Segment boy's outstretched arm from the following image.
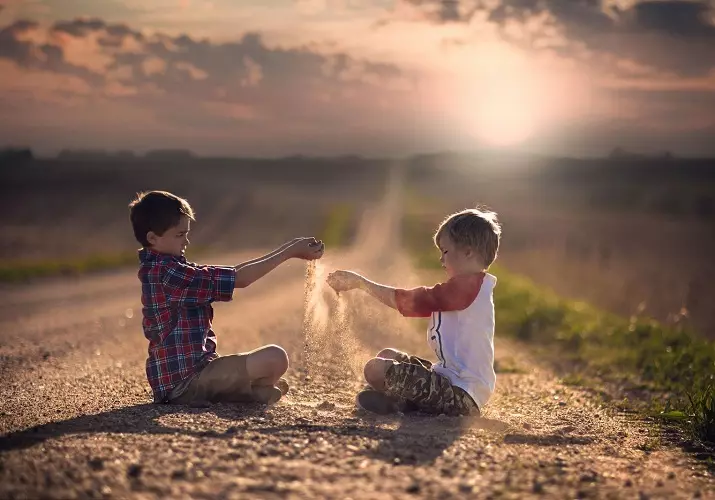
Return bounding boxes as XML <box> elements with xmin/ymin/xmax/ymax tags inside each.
<box><xmin>328</xmin><ymin>270</ymin><xmax>484</xmax><ymax>318</ymax></box>
<box><xmin>234</xmin><ymin>238</ymin><xmax>302</xmax><ymax>272</ymax></box>
<box><xmin>234</xmin><ymin>238</ymin><xmax>323</xmax><ymax>288</ymax></box>
<box><xmin>327</xmin><ymin>270</ymin><xmax>397</xmax><ymax>310</ymax></box>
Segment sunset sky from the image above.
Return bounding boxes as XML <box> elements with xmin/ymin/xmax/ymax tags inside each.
<box><xmin>1</xmin><ymin>0</ymin><xmax>714</xmax><ymax>157</ymax></box>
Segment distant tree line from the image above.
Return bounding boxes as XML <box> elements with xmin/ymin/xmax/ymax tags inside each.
<box><xmin>56</xmin><ymin>149</ymin><xmax>195</xmax><ymax>161</ymax></box>
<box><xmin>0</xmin><ymin>147</ymin><xmax>33</xmax><ymax>163</ymax></box>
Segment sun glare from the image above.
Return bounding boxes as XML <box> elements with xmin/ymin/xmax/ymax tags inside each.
<box><xmin>473</xmin><ymin>78</ymin><xmax>540</xmax><ymax>147</ymax></box>
<box><xmin>454</xmin><ymin>44</ymin><xmax>547</xmax><ymax>148</ymax></box>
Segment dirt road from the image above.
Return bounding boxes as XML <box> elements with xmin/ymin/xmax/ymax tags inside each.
<box><xmin>1</xmin><ymin>168</ymin><xmax>713</xmax><ymax>499</ymax></box>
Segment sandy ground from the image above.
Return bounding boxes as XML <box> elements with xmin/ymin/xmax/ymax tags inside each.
<box><xmin>1</xmin><ymin>168</ymin><xmax>713</xmax><ymax>499</ymax></box>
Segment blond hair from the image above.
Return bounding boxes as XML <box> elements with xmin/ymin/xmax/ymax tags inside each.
<box><xmin>434</xmin><ymin>207</ymin><xmax>501</xmax><ymax>268</ymax></box>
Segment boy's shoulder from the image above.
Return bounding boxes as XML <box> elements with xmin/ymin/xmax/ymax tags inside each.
<box><xmin>439</xmin><ymin>272</ymin><xmax>497</xmax><ymax>307</ymax></box>
<box><xmin>137</xmin><ymin>248</ymin><xmax>187</xmax><ymax>282</ymax></box>
<box><xmin>443</xmin><ymin>272</ymin><xmax>484</xmax><ymax>289</ymax></box>
<box><xmin>446</xmin><ymin>272</ymin><xmax>496</xmax><ymax>286</ymax></box>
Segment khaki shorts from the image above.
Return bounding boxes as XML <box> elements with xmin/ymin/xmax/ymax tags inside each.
<box><xmin>169</xmin><ymin>354</ymin><xmax>253</xmax><ymax>405</ymax></box>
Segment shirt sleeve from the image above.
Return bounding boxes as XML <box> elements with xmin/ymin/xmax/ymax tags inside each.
<box><xmin>162</xmin><ymin>261</ymin><xmax>236</xmax><ymax>306</ymax></box>
<box><xmin>394</xmin><ymin>273</ymin><xmax>484</xmax><ymax>318</ymax></box>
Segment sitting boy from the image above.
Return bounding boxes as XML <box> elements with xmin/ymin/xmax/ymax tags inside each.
<box><xmin>327</xmin><ymin>208</ymin><xmax>500</xmax><ymax>416</ymax></box>
<box><xmin>129</xmin><ymin>190</ymin><xmax>324</xmax><ymax>406</ymax></box>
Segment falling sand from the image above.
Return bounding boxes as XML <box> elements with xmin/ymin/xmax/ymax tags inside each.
<box><xmin>302</xmin><ymin>261</ymin><xmax>369</xmax><ymax>382</ymax></box>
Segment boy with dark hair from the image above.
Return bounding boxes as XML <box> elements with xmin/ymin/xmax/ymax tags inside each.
<box><xmin>129</xmin><ymin>190</ymin><xmax>324</xmax><ymax>406</ymax></box>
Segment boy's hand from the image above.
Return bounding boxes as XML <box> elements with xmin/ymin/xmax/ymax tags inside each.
<box><xmin>326</xmin><ymin>270</ymin><xmax>363</xmax><ymax>292</ymax></box>
<box><xmin>289</xmin><ymin>237</ymin><xmax>324</xmax><ymax>260</ymax></box>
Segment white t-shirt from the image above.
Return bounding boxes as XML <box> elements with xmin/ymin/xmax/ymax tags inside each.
<box><xmin>395</xmin><ymin>272</ymin><xmax>497</xmax><ymax>409</ymax></box>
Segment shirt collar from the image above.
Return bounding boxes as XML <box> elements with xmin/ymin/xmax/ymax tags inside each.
<box><xmin>138</xmin><ymin>247</ymin><xmax>186</xmax><ymax>263</ymax></box>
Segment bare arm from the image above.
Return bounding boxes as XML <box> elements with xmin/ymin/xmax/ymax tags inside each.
<box><xmin>358</xmin><ymin>276</ymin><xmax>398</xmax><ymax>310</ymax></box>
<box><xmin>234</xmin><ymin>239</ymin><xmax>299</xmax><ymax>272</ymax></box>
<box><xmin>234</xmin><ymin>238</ymin><xmax>324</xmax><ymax>288</ymax></box>
<box><xmin>233</xmin><ymin>251</ymin><xmax>292</xmax><ymax>288</ymax></box>
<box><xmin>327</xmin><ymin>270</ymin><xmax>397</xmax><ymax>310</ymax></box>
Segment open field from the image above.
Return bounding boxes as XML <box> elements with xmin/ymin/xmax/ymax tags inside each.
<box><xmin>0</xmin><ymin>157</ymin><xmax>388</xmax><ymax>263</ymax></box>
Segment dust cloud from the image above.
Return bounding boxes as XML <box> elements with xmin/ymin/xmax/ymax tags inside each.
<box><xmin>302</xmin><ymin>261</ymin><xmax>369</xmax><ymax>383</ymax></box>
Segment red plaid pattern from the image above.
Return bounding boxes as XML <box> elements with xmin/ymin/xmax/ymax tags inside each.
<box><xmin>137</xmin><ymin>248</ymin><xmax>236</xmax><ymax>402</ymax></box>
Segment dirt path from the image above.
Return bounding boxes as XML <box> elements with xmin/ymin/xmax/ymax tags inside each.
<box><xmin>1</xmin><ymin>167</ymin><xmax>713</xmax><ymax>499</ymax></box>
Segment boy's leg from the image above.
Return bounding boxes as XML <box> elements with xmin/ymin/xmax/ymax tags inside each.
<box><xmin>375</xmin><ymin>348</ymin><xmax>432</xmax><ymax>370</ymax></box>
<box><xmin>358</xmin><ymin>357</ymin><xmax>414</xmax><ymax>414</ymax></box>
<box><xmin>168</xmin><ymin>354</ymin><xmax>252</xmax><ymax>405</ymax></box>
<box><xmin>245</xmin><ymin>344</ymin><xmax>289</xmax><ymax>387</ymax></box>
<box><xmin>363</xmin><ymin>357</ymin><xmax>395</xmax><ymax>391</ymax></box>
<box><xmin>384</xmin><ymin>362</ymin><xmax>480</xmax><ymax>417</ymax></box>
<box><xmin>245</xmin><ymin>344</ymin><xmax>289</xmax><ymax>404</ymax></box>
<box><xmin>362</xmin><ymin>349</ymin><xmax>431</xmax><ymax>414</ymax></box>
<box><xmin>170</xmin><ymin>345</ymin><xmax>289</xmax><ymax>405</ymax></box>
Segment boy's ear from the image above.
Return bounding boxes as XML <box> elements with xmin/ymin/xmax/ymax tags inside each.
<box><xmin>146</xmin><ymin>231</ymin><xmax>159</xmax><ymax>246</ymax></box>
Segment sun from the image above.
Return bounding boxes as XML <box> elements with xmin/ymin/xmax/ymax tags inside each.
<box><xmin>452</xmin><ymin>44</ymin><xmax>547</xmax><ymax>148</ymax></box>
<box><xmin>472</xmin><ymin>79</ymin><xmax>539</xmax><ymax>147</ymax></box>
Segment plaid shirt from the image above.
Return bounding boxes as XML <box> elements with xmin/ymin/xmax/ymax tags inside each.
<box><xmin>137</xmin><ymin>248</ymin><xmax>236</xmax><ymax>402</ymax></box>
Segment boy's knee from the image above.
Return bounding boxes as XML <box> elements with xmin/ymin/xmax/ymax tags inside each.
<box><xmin>364</xmin><ymin>358</ymin><xmax>392</xmax><ymax>390</ymax></box>
<box><xmin>248</xmin><ymin>344</ymin><xmax>288</xmax><ymax>380</ymax></box>
<box><xmin>376</xmin><ymin>348</ymin><xmax>400</xmax><ymax>360</ymax></box>
<box><xmin>264</xmin><ymin>344</ymin><xmax>289</xmax><ymax>374</ymax></box>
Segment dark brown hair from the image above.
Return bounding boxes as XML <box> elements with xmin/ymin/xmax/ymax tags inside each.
<box><xmin>128</xmin><ymin>190</ymin><xmax>194</xmax><ymax>247</ymax></box>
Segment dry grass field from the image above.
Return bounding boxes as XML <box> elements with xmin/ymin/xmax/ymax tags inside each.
<box><xmin>0</xmin><ymin>156</ymin><xmax>388</xmax><ymax>262</ymax></box>
<box><xmin>404</xmin><ymin>152</ymin><xmax>715</xmax><ymax>340</ymax></box>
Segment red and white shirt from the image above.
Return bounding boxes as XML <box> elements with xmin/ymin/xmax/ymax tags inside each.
<box><xmin>395</xmin><ymin>272</ymin><xmax>497</xmax><ymax>409</ymax></box>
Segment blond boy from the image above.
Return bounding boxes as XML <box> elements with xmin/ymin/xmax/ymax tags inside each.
<box><xmin>327</xmin><ymin>208</ymin><xmax>501</xmax><ymax>416</ymax></box>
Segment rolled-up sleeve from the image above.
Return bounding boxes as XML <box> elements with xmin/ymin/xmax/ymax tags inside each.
<box><xmin>162</xmin><ymin>262</ymin><xmax>236</xmax><ymax>306</ymax></box>
<box><xmin>395</xmin><ymin>273</ymin><xmax>484</xmax><ymax>318</ymax></box>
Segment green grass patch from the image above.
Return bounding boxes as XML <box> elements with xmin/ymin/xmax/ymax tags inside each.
<box><xmin>320</xmin><ymin>203</ymin><xmax>354</xmax><ymax>248</ymax></box>
<box><xmin>0</xmin><ymin>252</ymin><xmax>140</xmax><ymax>282</ymax></box>
<box><xmin>0</xmin><ymin>246</ymin><xmax>210</xmax><ymax>283</ymax></box>
<box><xmin>403</xmin><ymin>209</ymin><xmax>715</xmax><ymax>446</ymax></box>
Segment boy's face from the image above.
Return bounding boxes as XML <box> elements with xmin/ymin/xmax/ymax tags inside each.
<box><xmin>437</xmin><ymin>234</ymin><xmax>472</xmax><ymax>277</ymax></box>
<box><xmin>147</xmin><ymin>215</ymin><xmax>191</xmax><ymax>257</ymax></box>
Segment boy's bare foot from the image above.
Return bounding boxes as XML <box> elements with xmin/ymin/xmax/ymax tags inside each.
<box><xmin>356</xmin><ymin>390</ymin><xmax>400</xmax><ymax>415</ymax></box>
<box><xmin>276</xmin><ymin>378</ymin><xmax>290</xmax><ymax>395</ymax></box>
<box><xmin>251</xmin><ymin>386</ymin><xmax>282</xmax><ymax>405</ymax></box>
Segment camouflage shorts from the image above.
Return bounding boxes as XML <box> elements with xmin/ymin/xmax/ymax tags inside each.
<box><xmin>384</xmin><ymin>353</ymin><xmax>480</xmax><ymax>417</ymax></box>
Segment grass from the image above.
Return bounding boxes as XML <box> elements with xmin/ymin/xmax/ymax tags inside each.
<box><xmin>320</xmin><ymin>204</ymin><xmax>354</xmax><ymax>248</ymax></box>
<box><xmin>0</xmin><ymin>246</ymin><xmax>208</xmax><ymax>283</ymax></box>
<box><xmin>0</xmin><ymin>252</ymin><xmax>140</xmax><ymax>282</ymax></box>
<box><xmin>0</xmin><ymin>204</ymin><xmax>355</xmax><ymax>283</ymax></box>
<box><xmin>403</xmin><ymin>210</ymin><xmax>715</xmax><ymax>447</ymax></box>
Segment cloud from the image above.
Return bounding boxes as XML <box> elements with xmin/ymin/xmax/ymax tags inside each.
<box><xmin>379</xmin><ymin>1</ymin><xmax>714</xmax><ymax>76</ymax></box>
<box><xmin>0</xmin><ymin>16</ymin><xmax>424</xmax><ymax>156</ymax></box>
<box><xmin>376</xmin><ymin>0</ymin><xmax>484</xmax><ymax>24</ymax></box>
<box><xmin>629</xmin><ymin>0</ymin><xmax>715</xmax><ymax>37</ymax></box>
<box><xmin>0</xmin><ymin>8</ymin><xmax>712</xmax><ymax>157</ymax></box>
<box><xmin>0</xmin><ymin>20</ymin><xmax>39</xmax><ymax>65</ymax></box>
<box><xmin>487</xmin><ymin>0</ymin><xmax>715</xmax><ymax>76</ymax></box>
<box><xmin>0</xmin><ymin>19</ymin><xmax>102</xmax><ymax>83</ymax></box>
